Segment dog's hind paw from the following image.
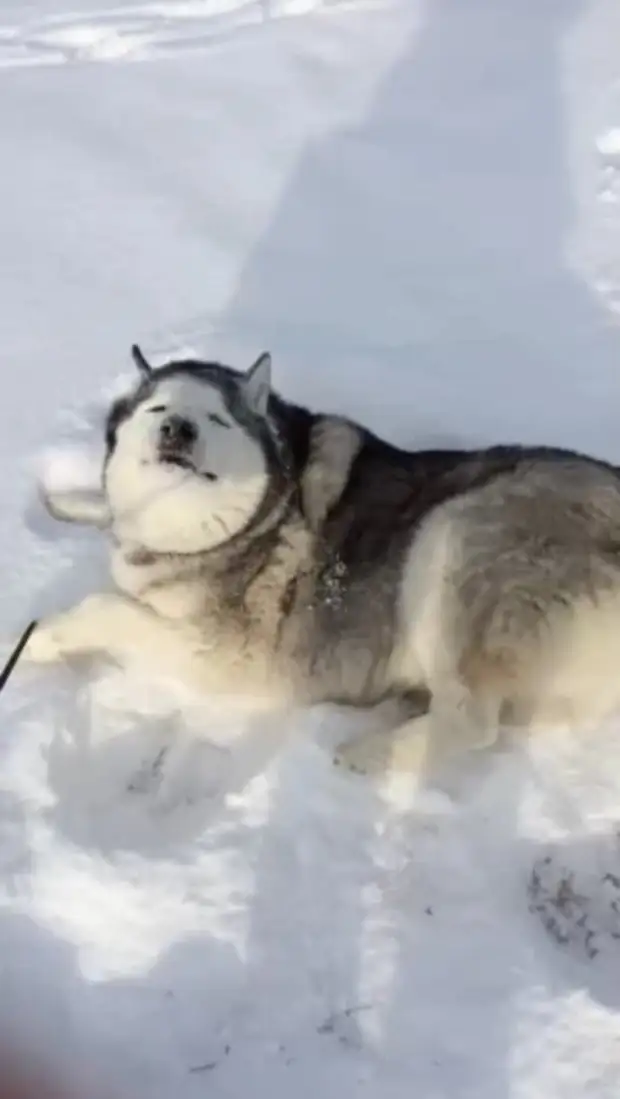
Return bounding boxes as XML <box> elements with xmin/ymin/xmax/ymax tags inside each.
<box><xmin>333</xmin><ymin>739</ymin><xmax>377</xmax><ymax>776</ymax></box>
<box><xmin>334</xmin><ymin>719</ymin><xmax>430</xmax><ymax>777</ymax></box>
<box><xmin>334</xmin><ymin>729</ymin><xmax>423</xmax><ymax>776</ymax></box>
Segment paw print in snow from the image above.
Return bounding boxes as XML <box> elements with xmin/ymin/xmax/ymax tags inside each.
<box><xmin>528</xmin><ymin>847</ymin><xmax>620</xmax><ymax>961</ymax></box>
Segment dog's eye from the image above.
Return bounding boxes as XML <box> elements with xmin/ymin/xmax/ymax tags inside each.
<box><xmin>208</xmin><ymin>413</ymin><xmax>231</xmax><ymax>429</ymax></box>
<box><xmin>147</xmin><ymin>405</ymin><xmax>167</xmax><ymax>413</ymax></box>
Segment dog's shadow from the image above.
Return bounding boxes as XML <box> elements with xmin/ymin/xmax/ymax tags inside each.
<box><xmin>40</xmin><ymin>665</ymin><xmax>317</xmax><ymax>858</ymax></box>
<box><xmin>40</xmin><ymin>677</ymin><xmax>428</xmax><ymax>858</ymax></box>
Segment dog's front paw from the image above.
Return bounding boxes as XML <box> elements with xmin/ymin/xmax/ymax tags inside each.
<box><xmin>334</xmin><ymin>733</ymin><xmax>391</xmax><ymax>776</ymax></box>
<box><xmin>334</xmin><ymin>724</ymin><xmax>428</xmax><ymax>777</ymax></box>
<box><xmin>22</xmin><ymin>595</ymin><xmax>121</xmax><ymax>666</ymax></box>
<box><xmin>22</xmin><ymin>619</ymin><xmax>70</xmax><ymax>664</ymax></box>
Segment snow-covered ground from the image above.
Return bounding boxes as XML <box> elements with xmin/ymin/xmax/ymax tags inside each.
<box><xmin>2</xmin><ymin>0</ymin><xmax>620</xmax><ymax>1095</ymax></box>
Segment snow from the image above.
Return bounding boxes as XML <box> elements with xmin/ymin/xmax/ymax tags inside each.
<box><xmin>1</xmin><ymin>0</ymin><xmax>620</xmax><ymax>1095</ymax></box>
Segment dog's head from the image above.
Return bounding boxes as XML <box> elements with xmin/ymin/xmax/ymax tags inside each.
<box><xmin>44</xmin><ymin>347</ymin><xmax>293</xmax><ymax>554</ymax></box>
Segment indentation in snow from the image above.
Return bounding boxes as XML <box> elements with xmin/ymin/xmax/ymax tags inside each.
<box><xmin>596</xmin><ymin>128</ymin><xmax>620</xmax><ymax>159</ymax></box>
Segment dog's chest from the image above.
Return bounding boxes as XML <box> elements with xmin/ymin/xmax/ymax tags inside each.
<box><xmin>110</xmin><ymin>527</ymin><xmax>314</xmax><ymax>634</ymax></box>
<box><xmin>111</xmin><ymin>546</ymin><xmax>206</xmax><ymax>620</ymax></box>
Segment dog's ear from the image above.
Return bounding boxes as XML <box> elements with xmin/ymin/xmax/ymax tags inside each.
<box><xmin>240</xmin><ymin>351</ymin><xmax>271</xmax><ymax>417</ymax></box>
<box><xmin>131</xmin><ymin>344</ymin><xmax>153</xmax><ymax>379</ymax></box>
<box><xmin>39</xmin><ymin>485</ymin><xmax>110</xmax><ymax>528</ymax></box>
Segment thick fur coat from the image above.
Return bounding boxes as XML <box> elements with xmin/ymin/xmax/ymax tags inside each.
<box><xmin>23</xmin><ymin>346</ymin><xmax>620</xmax><ymax>775</ymax></box>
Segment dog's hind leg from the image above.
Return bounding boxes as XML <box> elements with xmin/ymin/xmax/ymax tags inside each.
<box><xmin>334</xmin><ymin>577</ymin><xmax>538</xmax><ymax>777</ymax></box>
<box><xmin>336</xmin><ymin>544</ymin><xmax>620</xmax><ymax>778</ymax></box>
<box><xmin>334</xmin><ymin>678</ymin><xmax>503</xmax><ymax>776</ymax></box>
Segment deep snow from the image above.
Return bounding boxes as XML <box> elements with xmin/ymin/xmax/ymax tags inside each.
<box><xmin>2</xmin><ymin>0</ymin><xmax>620</xmax><ymax>1096</ymax></box>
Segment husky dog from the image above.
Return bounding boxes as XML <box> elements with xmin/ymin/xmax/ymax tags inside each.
<box><xmin>21</xmin><ymin>345</ymin><xmax>620</xmax><ymax>775</ymax></box>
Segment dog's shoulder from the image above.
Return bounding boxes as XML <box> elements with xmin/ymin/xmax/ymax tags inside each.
<box><xmin>300</xmin><ymin>415</ymin><xmax>365</xmax><ymax>530</ymax></box>
<box><xmin>267</xmin><ymin>391</ymin><xmax>365</xmax><ymax>530</ymax></box>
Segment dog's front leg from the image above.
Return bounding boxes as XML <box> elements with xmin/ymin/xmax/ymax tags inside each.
<box><xmin>24</xmin><ymin>593</ymin><xmax>181</xmax><ymax>666</ymax></box>
<box><xmin>20</xmin><ymin>593</ymin><xmax>284</xmax><ymax>702</ymax></box>
<box><xmin>21</xmin><ymin>593</ymin><xmax>222</xmax><ymax>697</ymax></box>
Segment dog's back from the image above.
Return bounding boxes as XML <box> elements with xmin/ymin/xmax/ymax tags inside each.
<box><xmin>324</xmin><ymin>432</ymin><xmax>620</xmax><ymax>772</ymax></box>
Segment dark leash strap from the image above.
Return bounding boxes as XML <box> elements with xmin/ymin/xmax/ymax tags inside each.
<box><xmin>0</xmin><ymin>620</ymin><xmax>38</xmax><ymax>693</ymax></box>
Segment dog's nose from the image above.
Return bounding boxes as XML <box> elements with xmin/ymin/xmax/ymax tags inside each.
<box><xmin>160</xmin><ymin>415</ymin><xmax>198</xmax><ymax>448</ymax></box>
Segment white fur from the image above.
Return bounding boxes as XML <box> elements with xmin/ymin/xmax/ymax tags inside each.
<box><xmin>24</xmin><ymin>592</ymin><xmax>291</xmax><ymax>706</ymax></box>
<box><xmin>105</xmin><ymin>376</ymin><xmax>269</xmax><ymax>554</ymax></box>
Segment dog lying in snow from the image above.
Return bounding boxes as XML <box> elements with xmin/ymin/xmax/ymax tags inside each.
<box><xmin>19</xmin><ymin>345</ymin><xmax>620</xmax><ymax>774</ymax></box>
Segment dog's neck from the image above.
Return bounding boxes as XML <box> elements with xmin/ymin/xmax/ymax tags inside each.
<box><xmin>109</xmin><ymin>476</ymin><xmax>304</xmax><ymax>596</ymax></box>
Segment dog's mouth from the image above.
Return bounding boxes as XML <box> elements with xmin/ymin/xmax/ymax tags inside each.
<box><xmin>159</xmin><ymin>450</ymin><xmax>195</xmax><ymax>471</ymax></box>
<box><xmin>155</xmin><ymin>450</ymin><xmax>218</xmax><ymax>482</ymax></box>
<box><xmin>157</xmin><ymin>435</ymin><xmax>196</xmax><ymax>471</ymax></box>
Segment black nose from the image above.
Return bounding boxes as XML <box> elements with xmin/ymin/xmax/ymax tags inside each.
<box><xmin>160</xmin><ymin>415</ymin><xmax>197</xmax><ymax>448</ymax></box>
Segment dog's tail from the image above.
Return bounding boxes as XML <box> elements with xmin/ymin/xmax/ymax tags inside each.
<box><xmin>39</xmin><ymin>483</ymin><xmax>110</xmax><ymax>528</ymax></box>
<box><xmin>36</xmin><ymin>447</ymin><xmax>110</xmax><ymax>529</ymax></box>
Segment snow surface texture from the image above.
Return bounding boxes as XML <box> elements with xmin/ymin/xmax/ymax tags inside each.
<box><xmin>2</xmin><ymin>0</ymin><xmax>620</xmax><ymax>1095</ymax></box>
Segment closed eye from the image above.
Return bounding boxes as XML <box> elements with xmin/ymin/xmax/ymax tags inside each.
<box><xmin>208</xmin><ymin>413</ymin><xmax>231</xmax><ymax>429</ymax></box>
<box><xmin>147</xmin><ymin>405</ymin><xmax>167</xmax><ymax>413</ymax></box>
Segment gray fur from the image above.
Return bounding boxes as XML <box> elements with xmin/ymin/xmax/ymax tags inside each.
<box><xmin>131</xmin><ymin>344</ymin><xmax>153</xmax><ymax>378</ymax></box>
<box><xmin>27</xmin><ymin>348</ymin><xmax>620</xmax><ymax>776</ymax></box>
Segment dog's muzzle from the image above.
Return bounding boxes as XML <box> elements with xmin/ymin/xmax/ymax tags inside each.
<box><xmin>158</xmin><ymin>414</ymin><xmax>198</xmax><ymax>467</ymax></box>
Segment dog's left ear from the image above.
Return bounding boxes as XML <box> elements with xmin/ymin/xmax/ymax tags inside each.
<box><xmin>240</xmin><ymin>351</ymin><xmax>271</xmax><ymax>417</ymax></box>
<box><xmin>131</xmin><ymin>343</ymin><xmax>153</xmax><ymax>379</ymax></box>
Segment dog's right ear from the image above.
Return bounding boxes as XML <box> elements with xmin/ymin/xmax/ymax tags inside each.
<box><xmin>131</xmin><ymin>344</ymin><xmax>153</xmax><ymax>379</ymax></box>
<box><xmin>39</xmin><ymin>484</ymin><xmax>110</xmax><ymax>528</ymax></box>
<box><xmin>240</xmin><ymin>351</ymin><xmax>272</xmax><ymax>418</ymax></box>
